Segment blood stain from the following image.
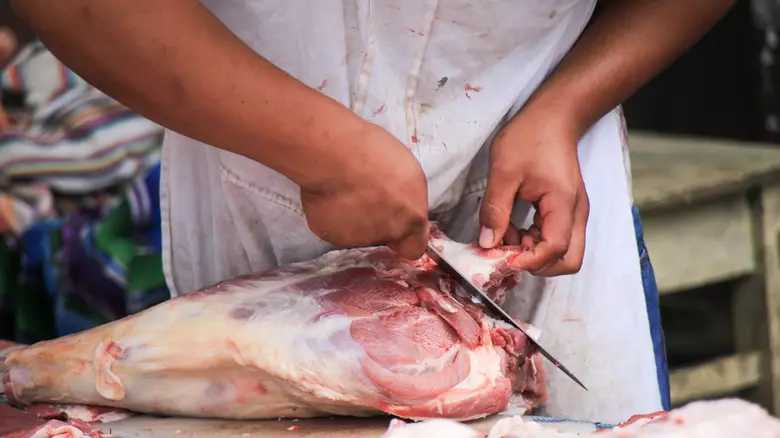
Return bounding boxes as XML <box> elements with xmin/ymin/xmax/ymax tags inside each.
<box><xmin>465</xmin><ymin>83</ymin><xmax>483</xmax><ymax>100</ymax></box>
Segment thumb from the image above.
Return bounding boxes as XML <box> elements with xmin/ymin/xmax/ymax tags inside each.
<box><xmin>479</xmin><ymin>173</ymin><xmax>518</xmax><ymax>249</ymax></box>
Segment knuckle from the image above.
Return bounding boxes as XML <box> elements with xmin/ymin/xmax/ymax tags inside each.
<box><xmin>581</xmin><ymin>194</ymin><xmax>591</xmax><ymax>214</ymax></box>
<box><xmin>481</xmin><ymin>199</ymin><xmax>509</xmax><ymax>226</ymax></box>
<box><xmin>548</xmin><ymin>240</ymin><xmax>569</xmax><ymax>258</ymax></box>
<box><xmin>559</xmin><ymin>188</ymin><xmax>578</xmax><ymax>206</ymax></box>
<box><xmin>524</xmin><ymin>258</ymin><xmax>549</xmax><ymax>273</ymax></box>
<box><xmin>400</xmin><ymin>212</ymin><xmax>427</xmax><ymax>239</ymax></box>
<box><xmin>307</xmin><ymin>221</ymin><xmax>327</xmax><ymax>240</ymax></box>
<box><xmin>556</xmin><ymin>255</ymin><xmax>584</xmax><ymax>275</ymax></box>
<box><xmin>563</xmin><ymin>260</ymin><xmax>583</xmax><ymax>275</ymax></box>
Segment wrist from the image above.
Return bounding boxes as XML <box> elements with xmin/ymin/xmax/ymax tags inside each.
<box><xmin>502</xmin><ymin>88</ymin><xmax>583</xmax><ymax>149</ymax></box>
<box><xmin>287</xmin><ymin>104</ymin><xmax>373</xmax><ymax>193</ymax></box>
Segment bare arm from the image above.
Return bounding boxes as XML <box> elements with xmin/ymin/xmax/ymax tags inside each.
<box><xmin>518</xmin><ymin>0</ymin><xmax>737</xmax><ymax>140</ymax></box>
<box><xmin>12</xmin><ymin>0</ymin><xmax>433</xmax><ymax>258</ymax></box>
<box><xmin>11</xmin><ymin>0</ymin><xmax>369</xmax><ymax>191</ymax></box>
<box><xmin>481</xmin><ymin>0</ymin><xmax>736</xmax><ymax>274</ymax></box>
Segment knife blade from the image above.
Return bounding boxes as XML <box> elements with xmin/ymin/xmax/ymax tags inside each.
<box><xmin>426</xmin><ymin>243</ymin><xmax>588</xmax><ymax>391</ymax></box>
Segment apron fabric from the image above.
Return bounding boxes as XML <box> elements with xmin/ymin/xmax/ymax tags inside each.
<box><xmin>160</xmin><ymin>0</ymin><xmax>667</xmax><ymax>423</ymax></box>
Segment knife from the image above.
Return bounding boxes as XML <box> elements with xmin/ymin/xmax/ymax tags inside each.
<box><xmin>426</xmin><ymin>243</ymin><xmax>588</xmax><ymax>391</ymax></box>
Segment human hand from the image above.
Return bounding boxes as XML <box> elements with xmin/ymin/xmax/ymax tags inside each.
<box><xmin>0</xmin><ymin>106</ymin><xmax>9</xmax><ymax>132</ymax></box>
<box><xmin>479</xmin><ymin>109</ymin><xmax>589</xmax><ymax>276</ymax></box>
<box><xmin>300</xmin><ymin>123</ymin><xmax>429</xmax><ymax>260</ymax></box>
<box><xmin>0</xmin><ymin>27</ymin><xmax>16</xmax><ymax>66</ymax></box>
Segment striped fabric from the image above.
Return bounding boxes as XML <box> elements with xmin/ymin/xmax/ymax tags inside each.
<box><xmin>0</xmin><ymin>40</ymin><xmax>163</xmax><ymax>235</ymax></box>
<box><xmin>0</xmin><ymin>40</ymin><xmax>163</xmax><ymax>196</ymax></box>
<box><xmin>0</xmin><ymin>41</ymin><xmax>168</xmax><ymax>342</ymax></box>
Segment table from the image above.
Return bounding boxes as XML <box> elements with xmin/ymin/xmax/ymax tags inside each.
<box><xmin>629</xmin><ymin>132</ymin><xmax>780</xmax><ymax>413</ymax></box>
<box><xmin>94</xmin><ymin>413</ymin><xmax>604</xmax><ymax>437</ymax></box>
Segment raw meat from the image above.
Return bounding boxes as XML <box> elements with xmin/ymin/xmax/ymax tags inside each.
<box><xmin>383</xmin><ymin>398</ymin><xmax>780</xmax><ymax>438</ymax></box>
<box><xmin>382</xmin><ymin>417</ymin><xmax>484</xmax><ymax>438</ymax></box>
<box><xmin>3</xmin><ymin>225</ymin><xmax>546</xmax><ymax>421</ymax></box>
<box><xmin>604</xmin><ymin>398</ymin><xmax>780</xmax><ymax>438</ymax></box>
<box><xmin>0</xmin><ymin>340</ymin><xmax>25</xmax><ymax>372</ymax></box>
<box><xmin>0</xmin><ymin>404</ymin><xmax>108</xmax><ymax>438</ymax></box>
<box><xmin>4</xmin><ymin>419</ymin><xmax>102</xmax><ymax>438</ymax></box>
<box><xmin>0</xmin><ymin>404</ymin><xmax>47</xmax><ymax>437</ymax></box>
<box><xmin>0</xmin><ymin>396</ymin><xmax>130</xmax><ymax>438</ymax></box>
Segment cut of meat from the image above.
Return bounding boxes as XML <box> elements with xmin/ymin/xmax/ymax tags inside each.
<box><xmin>605</xmin><ymin>398</ymin><xmax>780</xmax><ymax>437</ymax></box>
<box><xmin>3</xmin><ymin>225</ymin><xmax>545</xmax><ymax>421</ymax></box>
<box><xmin>4</xmin><ymin>419</ymin><xmax>102</xmax><ymax>438</ymax></box>
<box><xmin>0</xmin><ymin>399</ymin><xmax>130</xmax><ymax>437</ymax></box>
<box><xmin>0</xmin><ymin>404</ymin><xmax>108</xmax><ymax>438</ymax></box>
<box><xmin>381</xmin><ymin>418</ymin><xmax>484</xmax><ymax>438</ymax></box>
<box><xmin>0</xmin><ymin>404</ymin><xmax>46</xmax><ymax>437</ymax></box>
<box><xmin>383</xmin><ymin>398</ymin><xmax>780</xmax><ymax>438</ymax></box>
<box><xmin>0</xmin><ymin>340</ymin><xmax>25</xmax><ymax>372</ymax></box>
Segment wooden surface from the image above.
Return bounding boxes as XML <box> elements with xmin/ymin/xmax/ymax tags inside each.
<box><xmin>755</xmin><ymin>184</ymin><xmax>780</xmax><ymax>413</ymax></box>
<box><xmin>641</xmin><ymin>194</ymin><xmax>755</xmax><ymax>293</ymax></box>
<box><xmin>98</xmin><ymin>416</ymin><xmax>392</xmax><ymax>438</ymax></box>
<box><xmin>629</xmin><ymin>132</ymin><xmax>780</xmax><ymax>211</ymax></box>
<box><xmin>629</xmin><ymin>132</ymin><xmax>780</xmax><ymax>413</ymax></box>
<box><xmin>95</xmin><ymin>414</ymin><xmax>601</xmax><ymax>438</ymax></box>
<box><xmin>669</xmin><ymin>351</ymin><xmax>762</xmax><ymax>405</ymax></box>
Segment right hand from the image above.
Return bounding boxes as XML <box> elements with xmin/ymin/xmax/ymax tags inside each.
<box><xmin>300</xmin><ymin>123</ymin><xmax>430</xmax><ymax>260</ymax></box>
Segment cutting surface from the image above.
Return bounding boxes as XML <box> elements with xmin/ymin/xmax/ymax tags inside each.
<box><xmin>97</xmin><ymin>414</ymin><xmax>603</xmax><ymax>437</ymax></box>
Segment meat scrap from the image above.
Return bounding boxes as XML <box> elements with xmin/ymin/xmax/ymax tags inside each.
<box><xmin>606</xmin><ymin>398</ymin><xmax>780</xmax><ymax>437</ymax></box>
<box><xmin>0</xmin><ymin>401</ymin><xmax>130</xmax><ymax>437</ymax></box>
<box><xmin>3</xmin><ymin>225</ymin><xmax>544</xmax><ymax>421</ymax></box>
<box><xmin>4</xmin><ymin>419</ymin><xmax>102</xmax><ymax>438</ymax></box>
<box><xmin>382</xmin><ymin>418</ymin><xmax>484</xmax><ymax>438</ymax></box>
<box><xmin>1</xmin><ymin>404</ymin><xmax>102</xmax><ymax>438</ymax></box>
<box><xmin>384</xmin><ymin>398</ymin><xmax>780</xmax><ymax>438</ymax></box>
<box><xmin>0</xmin><ymin>404</ymin><xmax>46</xmax><ymax>437</ymax></box>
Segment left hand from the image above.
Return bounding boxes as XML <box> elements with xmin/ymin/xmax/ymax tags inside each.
<box><xmin>479</xmin><ymin>108</ymin><xmax>589</xmax><ymax>276</ymax></box>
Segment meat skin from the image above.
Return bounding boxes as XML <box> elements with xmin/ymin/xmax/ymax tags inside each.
<box><xmin>3</xmin><ymin>227</ymin><xmax>545</xmax><ymax>421</ymax></box>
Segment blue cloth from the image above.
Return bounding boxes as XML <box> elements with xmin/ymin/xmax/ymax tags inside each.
<box><xmin>632</xmin><ymin>204</ymin><xmax>671</xmax><ymax>410</ymax></box>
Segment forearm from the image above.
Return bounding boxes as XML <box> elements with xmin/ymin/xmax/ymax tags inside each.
<box><xmin>11</xmin><ymin>0</ymin><xmax>366</xmax><ymax>190</ymax></box>
<box><xmin>520</xmin><ymin>0</ymin><xmax>736</xmax><ymax>139</ymax></box>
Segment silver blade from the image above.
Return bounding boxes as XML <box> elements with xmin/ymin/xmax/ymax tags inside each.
<box><xmin>426</xmin><ymin>244</ymin><xmax>588</xmax><ymax>391</ymax></box>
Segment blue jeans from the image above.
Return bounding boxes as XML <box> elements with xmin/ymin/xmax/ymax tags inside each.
<box><xmin>632</xmin><ymin>205</ymin><xmax>671</xmax><ymax>410</ymax></box>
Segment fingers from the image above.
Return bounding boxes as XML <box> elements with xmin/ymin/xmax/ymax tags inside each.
<box><xmin>503</xmin><ymin>224</ymin><xmax>521</xmax><ymax>246</ymax></box>
<box><xmin>0</xmin><ymin>28</ymin><xmax>16</xmax><ymax>65</ymax></box>
<box><xmin>508</xmin><ymin>187</ymin><xmax>588</xmax><ymax>276</ymax></box>
<box><xmin>536</xmin><ymin>188</ymin><xmax>589</xmax><ymax>276</ymax></box>
<box><xmin>479</xmin><ymin>171</ymin><xmax>518</xmax><ymax>249</ymax></box>
<box><xmin>516</xmin><ymin>189</ymin><xmax>576</xmax><ymax>272</ymax></box>
<box><xmin>387</xmin><ymin>219</ymin><xmax>430</xmax><ymax>260</ymax></box>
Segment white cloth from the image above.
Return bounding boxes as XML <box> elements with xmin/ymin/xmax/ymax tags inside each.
<box><xmin>159</xmin><ymin>0</ymin><xmax>663</xmax><ymax>423</ymax></box>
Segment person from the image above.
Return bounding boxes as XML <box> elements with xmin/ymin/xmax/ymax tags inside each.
<box><xmin>11</xmin><ymin>0</ymin><xmax>734</xmax><ymax>423</ymax></box>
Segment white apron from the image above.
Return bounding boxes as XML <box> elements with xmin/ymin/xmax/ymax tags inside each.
<box><xmin>159</xmin><ymin>0</ymin><xmax>667</xmax><ymax>423</ymax></box>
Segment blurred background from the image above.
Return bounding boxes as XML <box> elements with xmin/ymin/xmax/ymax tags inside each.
<box><xmin>2</xmin><ymin>0</ymin><xmax>780</xmax><ymax>417</ymax></box>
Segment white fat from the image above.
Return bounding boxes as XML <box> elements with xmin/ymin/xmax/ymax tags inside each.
<box><xmin>382</xmin><ymin>419</ymin><xmax>483</xmax><ymax>438</ymax></box>
<box><xmin>439</xmin><ymin>300</ymin><xmax>458</xmax><ymax>313</ymax></box>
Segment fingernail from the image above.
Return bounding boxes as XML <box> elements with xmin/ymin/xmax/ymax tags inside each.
<box><xmin>479</xmin><ymin>227</ymin><xmax>494</xmax><ymax>248</ymax></box>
